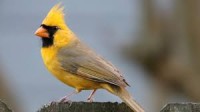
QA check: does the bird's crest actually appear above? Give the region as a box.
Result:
[42,3,67,29]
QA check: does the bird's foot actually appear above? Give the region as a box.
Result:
[48,101,57,105]
[87,97,95,102]
[59,96,71,103]
[58,90,78,103]
[87,90,96,102]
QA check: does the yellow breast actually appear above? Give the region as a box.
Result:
[41,46,102,91]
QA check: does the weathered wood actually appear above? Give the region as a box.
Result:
[161,103,200,112]
[1,99,200,112]
[0,100,12,112]
[37,102,133,112]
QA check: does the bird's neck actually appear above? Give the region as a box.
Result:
[41,37,54,48]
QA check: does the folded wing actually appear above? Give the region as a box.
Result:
[57,39,129,87]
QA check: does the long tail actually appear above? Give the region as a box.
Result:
[116,87,144,112]
[102,84,145,112]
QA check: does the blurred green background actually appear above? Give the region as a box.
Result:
[1,0,200,112]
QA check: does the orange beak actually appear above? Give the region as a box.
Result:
[34,27,49,38]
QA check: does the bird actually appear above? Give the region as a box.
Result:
[34,3,144,112]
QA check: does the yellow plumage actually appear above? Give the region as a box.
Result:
[41,46,102,92]
[40,3,103,92]
[35,3,144,112]
[42,3,67,30]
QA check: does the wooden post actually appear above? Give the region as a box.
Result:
[37,102,133,112]
[1,100,200,112]
[161,103,200,112]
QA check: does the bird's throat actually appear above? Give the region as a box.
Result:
[42,37,54,48]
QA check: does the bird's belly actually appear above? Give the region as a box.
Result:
[52,70,102,90]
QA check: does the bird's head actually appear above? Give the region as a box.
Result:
[35,3,72,48]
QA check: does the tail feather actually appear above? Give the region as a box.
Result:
[116,87,144,112]
[102,84,145,112]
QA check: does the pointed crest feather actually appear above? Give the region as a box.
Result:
[42,3,67,29]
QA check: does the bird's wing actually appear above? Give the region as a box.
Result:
[57,39,129,87]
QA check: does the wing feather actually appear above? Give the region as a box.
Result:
[57,39,129,87]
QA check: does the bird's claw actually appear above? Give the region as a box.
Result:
[87,98,94,102]
[48,101,57,105]
[59,97,71,103]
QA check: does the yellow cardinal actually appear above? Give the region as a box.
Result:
[35,3,144,112]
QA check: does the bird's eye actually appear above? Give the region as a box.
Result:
[54,26,59,30]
